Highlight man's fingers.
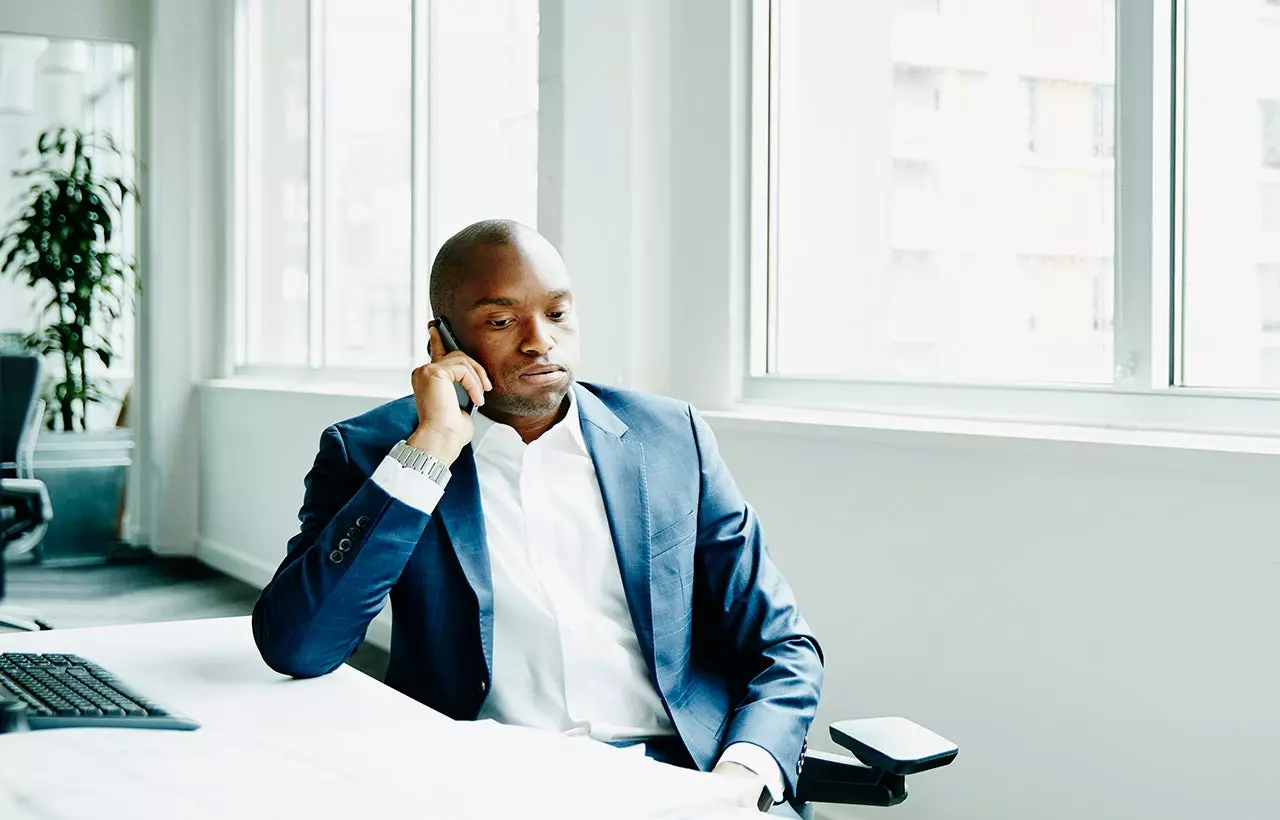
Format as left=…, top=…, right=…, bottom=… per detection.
left=466, top=359, right=492, bottom=393
left=426, top=324, right=490, bottom=389
left=434, top=361, right=485, bottom=407
left=447, top=355, right=491, bottom=399
left=427, top=325, right=447, bottom=361
left=459, top=368, right=485, bottom=407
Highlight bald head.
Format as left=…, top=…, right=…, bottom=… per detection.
left=429, top=219, right=562, bottom=319
left=425, top=218, right=579, bottom=422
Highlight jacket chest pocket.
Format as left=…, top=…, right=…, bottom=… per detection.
left=651, top=510, right=697, bottom=633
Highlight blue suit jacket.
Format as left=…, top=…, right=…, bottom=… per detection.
left=252, top=383, right=824, bottom=796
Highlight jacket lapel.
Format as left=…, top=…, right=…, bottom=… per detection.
left=575, top=386, right=656, bottom=675
left=433, top=445, right=494, bottom=676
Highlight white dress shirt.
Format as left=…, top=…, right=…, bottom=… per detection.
left=370, top=389, right=784, bottom=801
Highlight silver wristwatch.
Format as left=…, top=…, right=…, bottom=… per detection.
left=388, top=440, right=452, bottom=488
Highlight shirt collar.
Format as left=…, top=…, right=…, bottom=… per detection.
left=471, top=384, right=586, bottom=455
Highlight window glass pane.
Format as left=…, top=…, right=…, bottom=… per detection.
left=322, top=0, right=413, bottom=368
left=245, top=0, right=310, bottom=366
left=238, top=0, right=537, bottom=371
left=84, top=43, right=138, bottom=386
left=770, top=0, right=1116, bottom=384
left=434, top=0, right=540, bottom=238
left=1181, top=0, right=1280, bottom=388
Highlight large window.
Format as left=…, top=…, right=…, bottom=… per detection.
left=763, top=0, right=1116, bottom=386
left=234, top=0, right=538, bottom=373
left=1181, top=1, right=1280, bottom=388
left=757, top=0, right=1280, bottom=401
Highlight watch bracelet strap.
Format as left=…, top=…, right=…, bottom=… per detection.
left=389, top=439, right=451, bottom=488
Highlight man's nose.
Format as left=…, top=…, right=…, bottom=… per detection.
left=520, top=317, right=557, bottom=356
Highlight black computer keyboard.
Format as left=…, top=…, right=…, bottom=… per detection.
left=0, top=652, right=199, bottom=730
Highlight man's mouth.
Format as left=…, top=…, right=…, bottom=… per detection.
left=519, top=365, right=567, bottom=385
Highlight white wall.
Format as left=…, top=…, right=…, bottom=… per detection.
left=711, top=419, right=1280, bottom=820
left=190, top=1, right=1280, bottom=819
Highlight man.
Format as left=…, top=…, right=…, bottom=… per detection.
left=252, top=220, right=824, bottom=813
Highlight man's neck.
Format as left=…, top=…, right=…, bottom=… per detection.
left=479, top=394, right=571, bottom=445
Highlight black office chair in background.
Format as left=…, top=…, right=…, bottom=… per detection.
left=1, top=353, right=54, bottom=631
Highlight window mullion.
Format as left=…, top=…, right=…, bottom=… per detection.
left=235, top=0, right=256, bottom=368
left=410, top=0, right=431, bottom=362
left=747, top=0, right=772, bottom=378
left=1115, top=0, right=1175, bottom=390
left=307, top=0, right=326, bottom=371
left=1169, top=0, right=1188, bottom=386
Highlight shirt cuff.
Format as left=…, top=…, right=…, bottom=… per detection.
left=370, top=455, right=446, bottom=515
left=718, top=742, right=785, bottom=805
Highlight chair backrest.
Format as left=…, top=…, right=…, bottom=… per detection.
left=0, top=354, right=41, bottom=474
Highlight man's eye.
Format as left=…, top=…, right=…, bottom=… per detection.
left=548, top=311, right=568, bottom=321
left=488, top=319, right=515, bottom=328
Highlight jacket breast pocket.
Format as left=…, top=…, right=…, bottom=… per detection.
left=651, top=508, right=696, bottom=558
left=651, top=510, right=697, bottom=615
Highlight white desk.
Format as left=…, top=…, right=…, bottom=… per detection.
left=0, top=617, right=758, bottom=819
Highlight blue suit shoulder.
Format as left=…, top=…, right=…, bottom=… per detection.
left=575, top=381, right=696, bottom=438
left=326, top=395, right=418, bottom=476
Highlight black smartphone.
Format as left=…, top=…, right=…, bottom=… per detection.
left=429, top=317, right=476, bottom=413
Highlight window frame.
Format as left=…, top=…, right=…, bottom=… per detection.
left=744, top=0, right=1280, bottom=436
left=229, top=0, right=485, bottom=379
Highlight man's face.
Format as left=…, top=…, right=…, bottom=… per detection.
left=448, top=239, right=580, bottom=417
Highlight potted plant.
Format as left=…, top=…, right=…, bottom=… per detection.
left=0, top=127, right=140, bottom=559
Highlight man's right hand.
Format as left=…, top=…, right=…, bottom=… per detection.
left=405, top=325, right=491, bottom=466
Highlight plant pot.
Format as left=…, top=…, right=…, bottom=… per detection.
left=31, top=429, right=134, bottom=561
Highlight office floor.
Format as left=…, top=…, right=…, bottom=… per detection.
left=1, top=555, right=391, bottom=679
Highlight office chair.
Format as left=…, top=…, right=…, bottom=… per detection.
left=1, top=353, right=54, bottom=631
left=789, top=716, right=956, bottom=817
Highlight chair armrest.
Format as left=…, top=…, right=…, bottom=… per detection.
left=794, top=749, right=908, bottom=807
left=793, top=717, right=958, bottom=808
left=828, top=717, right=958, bottom=776
left=0, top=478, right=52, bottom=522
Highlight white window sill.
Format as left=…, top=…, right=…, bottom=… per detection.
left=705, top=403, right=1280, bottom=458
left=200, top=376, right=404, bottom=401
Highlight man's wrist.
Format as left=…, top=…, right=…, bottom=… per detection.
left=405, top=426, right=465, bottom=466
left=716, top=743, right=784, bottom=808
left=712, top=760, right=774, bottom=813
left=388, top=439, right=453, bottom=491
